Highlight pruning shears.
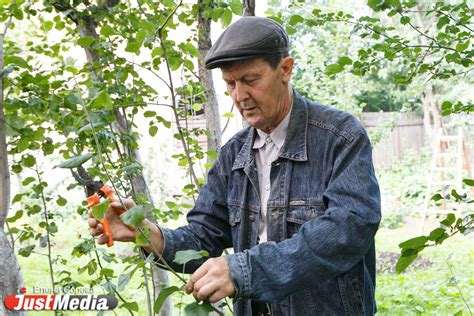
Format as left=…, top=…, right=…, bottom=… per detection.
left=72, top=166, right=132, bottom=247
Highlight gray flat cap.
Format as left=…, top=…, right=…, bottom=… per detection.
left=204, top=16, right=289, bottom=69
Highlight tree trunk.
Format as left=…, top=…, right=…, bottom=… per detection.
left=240, top=0, right=255, bottom=129
left=1, top=18, right=25, bottom=316
left=51, top=2, right=171, bottom=314
left=197, top=0, right=221, bottom=166
left=243, top=0, right=255, bottom=16
left=415, top=5, right=443, bottom=144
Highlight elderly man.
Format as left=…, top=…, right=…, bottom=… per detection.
left=89, top=17, right=381, bottom=315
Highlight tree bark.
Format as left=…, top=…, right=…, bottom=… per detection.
left=243, top=0, right=255, bottom=16
left=415, top=5, right=443, bottom=144
left=197, top=0, right=221, bottom=164
left=240, top=0, right=255, bottom=129
left=1, top=16, right=25, bottom=316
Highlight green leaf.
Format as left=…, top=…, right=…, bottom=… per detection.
left=229, top=0, right=242, bottom=15
left=173, top=249, right=209, bottom=265
left=325, top=64, right=344, bottom=75
left=139, top=19, right=156, bottom=33
left=92, top=199, right=110, bottom=221
left=125, top=40, right=142, bottom=54
left=206, top=150, right=217, bottom=160
left=427, top=227, right=446, bottom=241
left=400, top=16, right=410, bottom=25
left=121, top=302, right=139, bottom=312
left=440, top=213, right=456, bottom=226
left=19, top=245, right=35, bottom=257
left=77, top=36, right=95, bottom=47
left=6, top=210, right=23, bottom=223
left=220, top=9, right=232, bottom=27
left=398, top=236, right=427, bottom=250
left=89, top=90, right=113, bottom=110
left=154, top=286, right=181, bottom=314
left=144, top=111, right=156, bottom=118
left=289, top=15, right=304, bottom=26
left=56, top=196, right=67, bottom=206
left=149, top=125, right=158, bottom=137
left=22, top=177, right=35, bottom=186
left=184, top=301, right=214, bottom=316
left=44, top=21, right=54, bottom=31
left=56, top=153, right=93, bottom=169
left=180, top=42, right=201, bottom=58
left=12, top=193, right=24, bottom=204
left=118, top=273, right=131, bottom=291
left=22, top=154, right=36, bottom=167
left=135, top=231, right=150, bottom=247
left=100, top=24, right=115, bottom=36
left=456, top=39, right=470, bottom=52
left=120, top=205, right=146, bottom=228
left=4, top=56, right=29, bottom=68
left=463, top=179, right=474, bottom=186
left=431, top=193, right=443, bottom=201
left=337, top=56, right=353, bottom=66
left=395, top=248, right=418, bottom=273
left=437, top=16, right=450, bottom=29
left=367, top=0, right=382, bottom=10
left=223, top=112, right=234, bottom=118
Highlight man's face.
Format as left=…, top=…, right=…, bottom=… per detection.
left=221, top=57, right=294, bottom=133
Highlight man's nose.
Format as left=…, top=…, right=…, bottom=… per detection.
left=233, top=82, right=249, bottom=103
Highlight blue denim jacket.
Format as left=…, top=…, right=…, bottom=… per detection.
left=159, top=91, right=381, bottom=315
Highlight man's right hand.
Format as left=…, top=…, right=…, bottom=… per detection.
left=88, top=198, right=138, bottom=244
left=88, top=198, right=165, bottom=254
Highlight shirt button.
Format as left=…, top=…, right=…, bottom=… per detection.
left=266, top=161, right=272, bottom=166
left=265, top=184, right=270, bottom=191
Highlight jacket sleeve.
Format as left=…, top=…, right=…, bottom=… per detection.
left=155, top=157, right=233, bottom=273
left=226, top=130, right=381, bottom=302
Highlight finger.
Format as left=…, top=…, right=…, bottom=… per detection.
left=188, top=262, right=210, bottom=287
left=96, top=233, right=109, bottom=245
left=207, top=289, right=226, bottom=303
left=88, top=217, right=99, bottom=229
left=194, top=282, right=216, bottom=302
left=185, top=279, right=194, bottom=294
left=89, top=221, right=103, bottom=237
left=110, top=198, right=135, bottom=212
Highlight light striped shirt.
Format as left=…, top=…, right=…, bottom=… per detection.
left=252, top=104, right=292, bottom=243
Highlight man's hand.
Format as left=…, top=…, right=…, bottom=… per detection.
left=185, top=257, right=235, bottom=303
left=88, top=198, right=165, bottom=253
left=88, top=198, right=138, bottom=244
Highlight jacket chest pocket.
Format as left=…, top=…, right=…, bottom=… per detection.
left=286, top=203, right=325, bottom=237
left=228, top=206, right=242, bottom=248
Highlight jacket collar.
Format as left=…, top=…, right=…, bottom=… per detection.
left=232, top=90, right=308, bottom=170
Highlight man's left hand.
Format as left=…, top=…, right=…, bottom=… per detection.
left=185, top=257, right=235, bottom=303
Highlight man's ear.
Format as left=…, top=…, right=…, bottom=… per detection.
left=280, top=56, right=294, bottom=83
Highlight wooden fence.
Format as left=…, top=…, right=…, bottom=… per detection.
left=180, top=111, right=471, bottom=169
left=359, top=112, right=425, bottom=167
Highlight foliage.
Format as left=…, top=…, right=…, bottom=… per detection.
left=377, top=149, right=430, bottom=228
left=396, top=181, right=474, bottom=273
left=375, top=224, right=473, bottom=315
left=2, top=0, right=242, bottom=314
left=268, top=0, right=473, bottom=114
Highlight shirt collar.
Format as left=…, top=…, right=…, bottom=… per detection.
left=253, top=100, right=293, bottom=151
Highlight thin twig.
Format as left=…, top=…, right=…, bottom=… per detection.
left=446, top=260, right=472, bottom=315
left=93, top=247, right=134, bottom=316
left=125, top=60, right=172, bottom=90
